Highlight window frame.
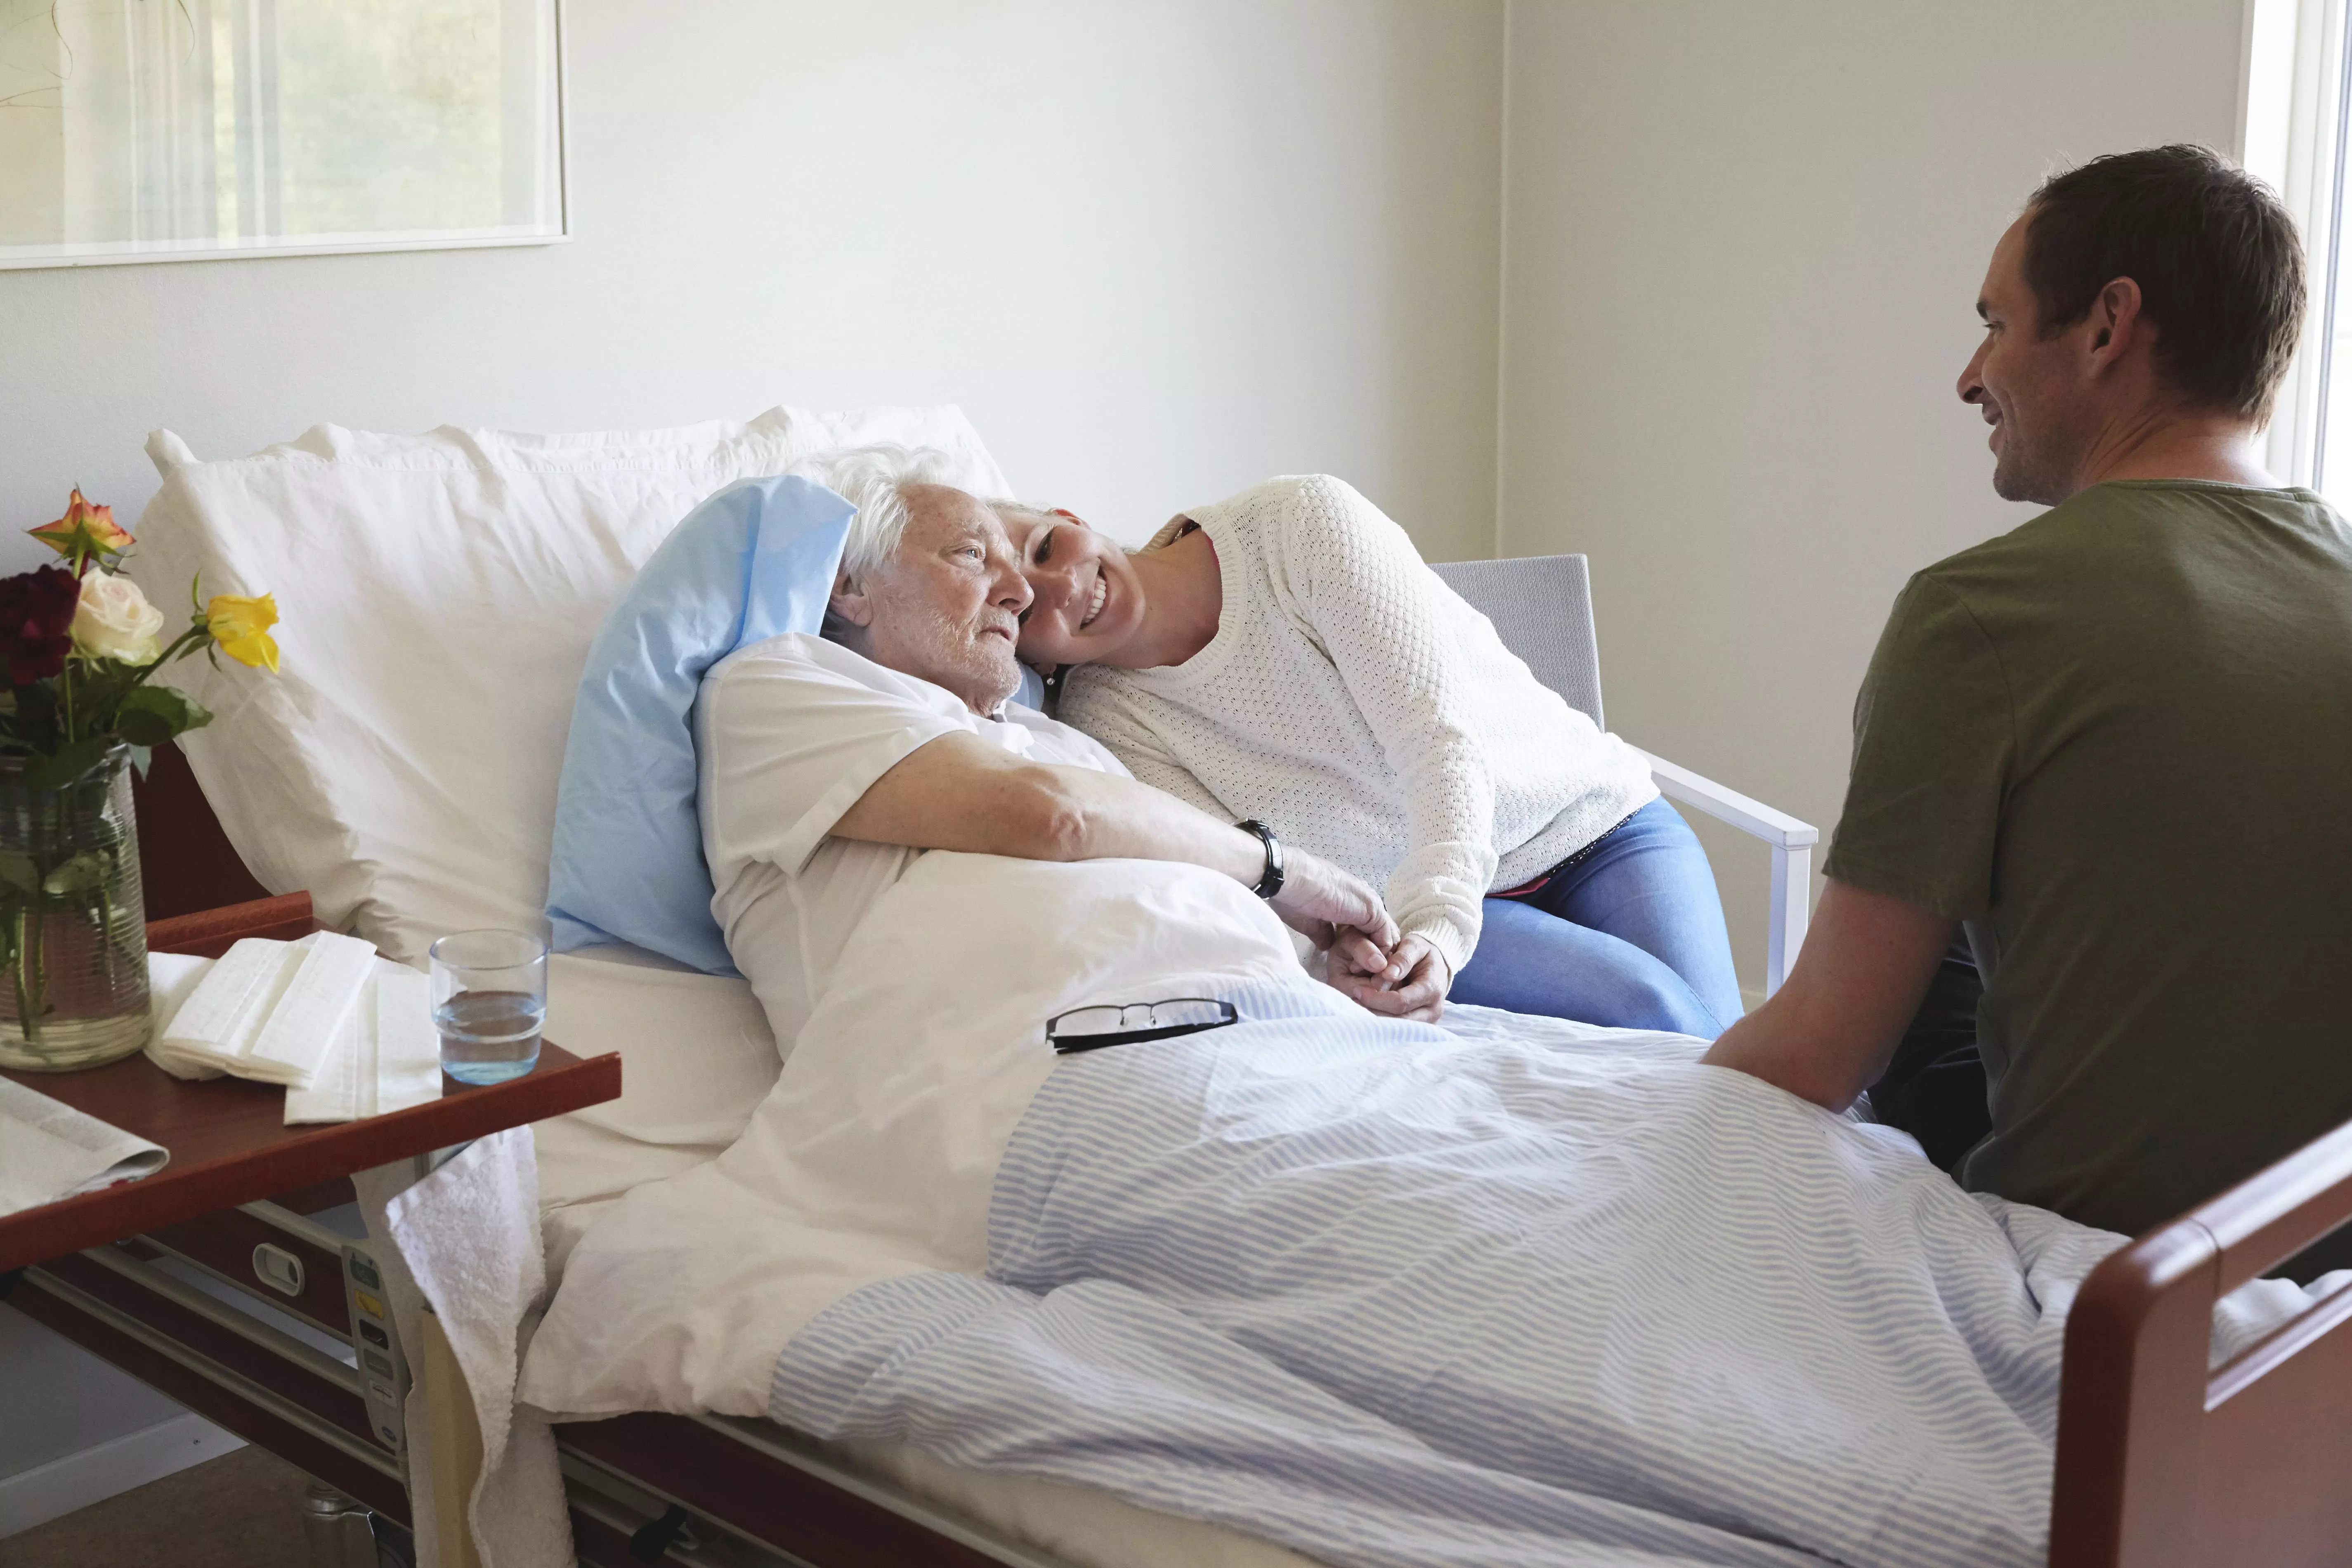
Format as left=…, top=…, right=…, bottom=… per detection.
left=2243, top=0, right=2352, bottom=488
left=0, top=0, right=571, bottom=273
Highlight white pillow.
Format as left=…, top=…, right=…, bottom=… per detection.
left=136, top=408, right=1010, bottom=963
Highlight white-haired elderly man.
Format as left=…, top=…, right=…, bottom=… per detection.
left=695, top=448, right=1397, bottom=1037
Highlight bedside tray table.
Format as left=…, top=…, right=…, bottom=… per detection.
left=0, top=890, right=621, bottom=1540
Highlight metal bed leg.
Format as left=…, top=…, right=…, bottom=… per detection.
left=302, top=1479, right=414, bottom=1567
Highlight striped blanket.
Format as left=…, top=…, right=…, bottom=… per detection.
left=772, top=980, right=2322, bottom=1568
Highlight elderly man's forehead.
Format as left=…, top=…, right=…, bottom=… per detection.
left=903, top=482, right=991, bottom=529
left=900, top=482, right=1010, bottom=548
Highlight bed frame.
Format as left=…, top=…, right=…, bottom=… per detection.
left=21, top=555, right=2352, bottom=1567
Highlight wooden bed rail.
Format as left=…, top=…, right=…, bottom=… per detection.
left=2050, top=1118, right=2352, bottom=1568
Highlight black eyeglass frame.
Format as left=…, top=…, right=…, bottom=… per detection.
left=1046, top=997, right=1239, bottom=1055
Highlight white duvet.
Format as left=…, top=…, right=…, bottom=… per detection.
left=522, top=851, right=1303, bottom=1415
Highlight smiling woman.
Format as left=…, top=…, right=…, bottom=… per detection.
left=0, top=0, right=564, bottom=268
left=996, top=476, right=1746, bottom=1039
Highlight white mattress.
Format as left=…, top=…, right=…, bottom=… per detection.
left=534, top=947, right=1318, bottom=1568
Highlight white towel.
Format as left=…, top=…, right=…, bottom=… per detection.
left=286, top=966, right=444, bottom=1125
left=0, top=1077, right=169, bottom=1216
left=355, top=1131, right=572, bottom=1568
left=151, top=932, right=377, bottom=1086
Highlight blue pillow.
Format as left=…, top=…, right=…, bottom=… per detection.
left=546, top=476, right=857, bottom=973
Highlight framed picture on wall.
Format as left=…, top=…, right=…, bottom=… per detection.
left=0, top=0, right=567, bottom=269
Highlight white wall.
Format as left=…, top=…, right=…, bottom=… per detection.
left=0, top=1306, right=241, bottom=1537
left=0, top=0, right=1504, bottom=1515
left=1498, top=0, right=2248, bottom=989
left=0, top=0, right=1504, bottom=571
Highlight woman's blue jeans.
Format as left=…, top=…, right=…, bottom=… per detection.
left=1448, top=798, right=1744, bottom=1038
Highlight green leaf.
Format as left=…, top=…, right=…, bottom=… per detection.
left=113, top=685, right=212, bottom=747
left=41, top=850, right=111, bottom=896
left=22, top=736, right=115, bottom=791
left=0, top=849, right=39, bottom=895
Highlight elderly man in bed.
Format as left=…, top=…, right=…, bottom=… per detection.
left=696, top=446, right=1400, bottom=1034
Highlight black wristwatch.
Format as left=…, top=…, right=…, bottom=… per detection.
left=1236, top=819, right=1285, bottom=900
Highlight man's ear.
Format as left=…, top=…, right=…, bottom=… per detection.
left=829, top=567, right=875, bottom=629
left=2084, top=276, right=2147, bottom=371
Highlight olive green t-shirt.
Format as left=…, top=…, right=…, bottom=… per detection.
left=1828, top=481, right=2352, bottom=1269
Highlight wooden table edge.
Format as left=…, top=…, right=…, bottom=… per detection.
left=1, top=1048, right=620, bottom=1273
left=1, top=892, right=622, bottom=1273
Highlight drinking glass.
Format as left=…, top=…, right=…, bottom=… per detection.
left=427, top=929, right=547, bottom=1085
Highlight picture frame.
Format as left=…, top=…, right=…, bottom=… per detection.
left=0, top=0, right=569, bottom=271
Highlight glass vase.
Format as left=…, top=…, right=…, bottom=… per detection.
left=0, top=744, right=151, bottom=1071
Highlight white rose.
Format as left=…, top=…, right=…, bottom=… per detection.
left=72, top=570, right=166, bottom=664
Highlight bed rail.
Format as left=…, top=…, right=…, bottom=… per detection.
left=1632, top=749, right=1816, bottom=995
left=1427, top=555, right=1819, bottom=996
left=2050, top=1117, right=2352, bottom=1567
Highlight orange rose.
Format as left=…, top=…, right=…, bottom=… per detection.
left=30, top=489, right=135, bottom=561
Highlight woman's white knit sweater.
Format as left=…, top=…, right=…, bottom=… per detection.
left=1059, top=475, right=1658, bottom=978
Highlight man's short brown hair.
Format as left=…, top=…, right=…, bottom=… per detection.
left=2025, top=144, right=2305, bottom=424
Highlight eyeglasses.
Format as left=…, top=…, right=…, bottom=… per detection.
left=1046, top=998, right=1238, bottom=1055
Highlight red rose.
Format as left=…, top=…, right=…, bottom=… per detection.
left=0, top=565, right=83, bottom=685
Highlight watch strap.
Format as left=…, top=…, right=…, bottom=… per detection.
left=1235, top=819, right=1285, bottom=900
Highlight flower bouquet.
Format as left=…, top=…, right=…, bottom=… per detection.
left=0, top=490, right=280, bottom=1070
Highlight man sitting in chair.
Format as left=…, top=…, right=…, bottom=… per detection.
left=696, top=446, right=1400, bottom=1042
left=1705, top=144, right=2352, bottom=1275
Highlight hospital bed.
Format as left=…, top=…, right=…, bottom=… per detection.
left=19, top=411, right=2352, bottom=1568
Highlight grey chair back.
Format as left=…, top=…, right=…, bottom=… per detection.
left=1428, top=554, right=1605, bottom=729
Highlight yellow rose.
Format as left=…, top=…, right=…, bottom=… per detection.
left=205, top=593, right=281, bottom=673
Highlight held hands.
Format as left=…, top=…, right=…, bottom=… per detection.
left=1268, top=845, right=1397, bottom=953
left=1256, top=842, right=1448, bottom=1023
left=1327, top=930, right=1450, bottom=1023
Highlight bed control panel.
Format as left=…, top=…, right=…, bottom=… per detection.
left=341, top=1242, right=409, bottom=1458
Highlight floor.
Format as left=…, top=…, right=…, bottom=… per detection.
left=0, top=1445, right=320, bottom=1567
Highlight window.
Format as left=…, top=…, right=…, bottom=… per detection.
left=0, top=0, right=564, bottom=269
left=2244, top=0, right=2352, bottom=494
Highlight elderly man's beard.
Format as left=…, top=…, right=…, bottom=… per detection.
left=903, top=603, right=1021, bottom=713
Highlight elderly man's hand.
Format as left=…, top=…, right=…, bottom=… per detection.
left=1327, top=931, right=1450, bottom=1023
left=1270, top=848, right=1396, bottom=954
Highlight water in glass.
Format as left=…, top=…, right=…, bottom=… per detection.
left=427, top=927, right=548, bottom=1086
left=434, top=989, right=544, bottom=1085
